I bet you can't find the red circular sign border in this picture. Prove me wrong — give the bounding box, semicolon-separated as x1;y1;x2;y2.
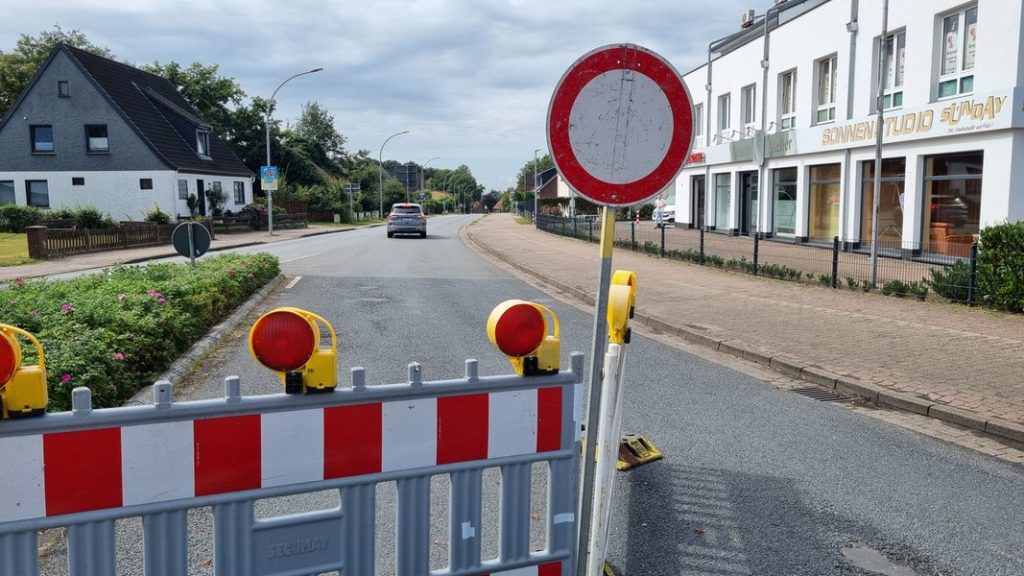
547;44;694;206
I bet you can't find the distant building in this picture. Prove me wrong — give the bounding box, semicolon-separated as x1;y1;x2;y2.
673;0;1022;256
0;43;253;220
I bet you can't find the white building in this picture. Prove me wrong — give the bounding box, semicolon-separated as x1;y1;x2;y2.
675;0;1024;256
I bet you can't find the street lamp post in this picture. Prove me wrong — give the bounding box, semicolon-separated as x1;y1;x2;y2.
379;130;410;217
419;156;440;203
533;148;541;221
265;67;323;235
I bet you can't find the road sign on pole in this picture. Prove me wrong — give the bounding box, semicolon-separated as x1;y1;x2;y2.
547;44;694;207
547;44;694;576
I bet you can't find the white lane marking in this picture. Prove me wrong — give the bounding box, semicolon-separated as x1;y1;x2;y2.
286;276;303;289
282;254;318;263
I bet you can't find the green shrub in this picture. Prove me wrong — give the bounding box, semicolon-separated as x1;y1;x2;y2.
1;253;280;411
928;260;971;303
817;274;831;286
144;205;172;225
0;204;43;232
846;276;858;290
908;281;930;302
881;280;910;297
861;280;875;292
977;221;1024;312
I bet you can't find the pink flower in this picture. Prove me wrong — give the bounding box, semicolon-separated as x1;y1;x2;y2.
113;352;125;361
158;298;166;306
227;268;236;277
14;277;24;288
61;303;73;314
61;374;72;383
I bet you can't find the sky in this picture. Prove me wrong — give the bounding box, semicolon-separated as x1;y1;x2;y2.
3;0;760;192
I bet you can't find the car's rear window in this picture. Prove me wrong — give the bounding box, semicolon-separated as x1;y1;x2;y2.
392;205;422;215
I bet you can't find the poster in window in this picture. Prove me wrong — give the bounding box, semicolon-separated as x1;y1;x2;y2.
943;31;958;75
896;46;905;86
885;39;896;89
964;22;976;70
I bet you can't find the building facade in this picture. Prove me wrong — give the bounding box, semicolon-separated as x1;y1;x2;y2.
0;44;253;221
675;0;1024;255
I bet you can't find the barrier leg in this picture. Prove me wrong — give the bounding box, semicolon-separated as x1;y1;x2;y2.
0;531;38;576
342;484;377;575
214;501;254;576
143;510;188;576
68;520;116;576
449;469;484;571
501;462;532;563
396;476;431;575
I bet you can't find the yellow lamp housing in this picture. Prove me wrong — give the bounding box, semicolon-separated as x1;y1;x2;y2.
0;324;48;420
248;307;338;394
487;300;561;376
607;270;637;344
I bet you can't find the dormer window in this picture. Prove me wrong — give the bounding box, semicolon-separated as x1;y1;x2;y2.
196;130;210;158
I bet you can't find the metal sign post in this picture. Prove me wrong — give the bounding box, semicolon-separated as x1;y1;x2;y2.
171;222;212;268
547;43;693;575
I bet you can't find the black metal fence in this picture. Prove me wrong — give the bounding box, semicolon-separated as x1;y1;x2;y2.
536;214;978;305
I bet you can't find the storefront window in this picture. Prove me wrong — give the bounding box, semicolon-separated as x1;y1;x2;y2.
861;159;906;247
714;173;731;231
808;164;841;242
772;168;797;236
923;152;983;255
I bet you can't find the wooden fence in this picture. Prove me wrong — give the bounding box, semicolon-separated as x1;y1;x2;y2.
31;222;178;259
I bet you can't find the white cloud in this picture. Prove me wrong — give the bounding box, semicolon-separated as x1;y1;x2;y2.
3;0;760;190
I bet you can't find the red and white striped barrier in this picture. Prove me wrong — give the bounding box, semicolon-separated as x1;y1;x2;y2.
0;388;564;522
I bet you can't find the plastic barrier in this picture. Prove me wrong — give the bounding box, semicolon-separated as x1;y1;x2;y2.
0;354;583;576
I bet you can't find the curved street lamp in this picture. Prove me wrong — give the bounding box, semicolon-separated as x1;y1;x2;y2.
264;67;323;235
419;156;440;202
379;130;410;217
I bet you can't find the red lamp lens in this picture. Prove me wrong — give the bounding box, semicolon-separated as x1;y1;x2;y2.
251;311;316;371
0;336;17;388
494;303;546;357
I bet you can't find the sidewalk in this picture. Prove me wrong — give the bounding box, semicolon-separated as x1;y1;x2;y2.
462;213;1024;446
0;224;354;281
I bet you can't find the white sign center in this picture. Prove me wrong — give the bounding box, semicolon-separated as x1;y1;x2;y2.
568;69;673;185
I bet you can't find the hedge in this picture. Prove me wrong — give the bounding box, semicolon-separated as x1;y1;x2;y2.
1;252;280;411
978;220;1024;313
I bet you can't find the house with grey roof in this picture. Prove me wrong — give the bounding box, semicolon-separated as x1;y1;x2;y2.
0;43;253;220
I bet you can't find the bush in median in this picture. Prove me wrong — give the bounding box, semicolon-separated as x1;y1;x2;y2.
2;252;280;411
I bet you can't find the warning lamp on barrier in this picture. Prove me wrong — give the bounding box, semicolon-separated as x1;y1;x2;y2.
607;270;637;345
0;324;48;419
248;307;337;394
487;300;560;376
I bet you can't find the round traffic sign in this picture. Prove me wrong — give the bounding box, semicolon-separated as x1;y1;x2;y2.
547;44;694;206
172;222;212;259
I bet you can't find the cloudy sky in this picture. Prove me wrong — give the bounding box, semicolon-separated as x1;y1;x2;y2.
4;0;759;191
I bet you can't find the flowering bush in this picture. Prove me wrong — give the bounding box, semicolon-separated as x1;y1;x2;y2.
1;252;280;411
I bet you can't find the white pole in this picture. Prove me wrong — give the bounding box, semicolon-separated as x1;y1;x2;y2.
869;0;889;285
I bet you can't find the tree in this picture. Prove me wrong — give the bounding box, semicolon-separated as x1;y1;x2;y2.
0;26;114;118
294;101;346;160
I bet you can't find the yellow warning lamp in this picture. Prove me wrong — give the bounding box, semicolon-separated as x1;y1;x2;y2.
0;324;48;419
248;307;337;394
607;270;637;345
487;300;560;376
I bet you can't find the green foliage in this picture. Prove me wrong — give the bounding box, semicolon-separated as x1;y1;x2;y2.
928;260;971;302
186;194;199;217
46;204;115;228
0;204;43;232
144;205;171;225
881;279;929;301
977;220;1024;312
846;276;858;290
206;186;228;217
2;253;280;411
862;280;875;292
817;273;832;286
294;101;346;160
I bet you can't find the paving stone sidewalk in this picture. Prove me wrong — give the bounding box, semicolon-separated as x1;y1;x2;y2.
463;213;1024;444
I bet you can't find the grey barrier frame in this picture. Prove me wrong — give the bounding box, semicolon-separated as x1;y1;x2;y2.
0;354;584;576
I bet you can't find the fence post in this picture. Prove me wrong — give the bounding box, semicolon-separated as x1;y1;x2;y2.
589;219;594;243
753;233;759;276
573;217;578;239
660;223;666;257
25;226;48;259
831;236;839;288
699;227;705;265
968;242;978;306
86;228;93;252
631;220;636;251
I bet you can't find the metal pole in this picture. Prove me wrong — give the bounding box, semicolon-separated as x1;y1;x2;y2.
265;68;322;236
869;0;889;286
576;206;616;576
533;148;541;221
187;222;195;268
379;130;409;218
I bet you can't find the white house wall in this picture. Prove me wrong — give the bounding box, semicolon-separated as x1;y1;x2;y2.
0;170;250;220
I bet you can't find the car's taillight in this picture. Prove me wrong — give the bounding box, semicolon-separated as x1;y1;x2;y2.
388;213;398;220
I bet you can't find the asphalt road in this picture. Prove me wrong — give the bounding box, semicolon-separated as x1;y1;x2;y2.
39;214;1024;575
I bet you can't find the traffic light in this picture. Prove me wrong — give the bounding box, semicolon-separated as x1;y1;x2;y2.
248;307;337;394
487;300;561;376
607;270;637;345
0;324;48;419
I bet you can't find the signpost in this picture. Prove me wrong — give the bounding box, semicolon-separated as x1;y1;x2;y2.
261;165;279;234
547;44;693;576
172;221;212;268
